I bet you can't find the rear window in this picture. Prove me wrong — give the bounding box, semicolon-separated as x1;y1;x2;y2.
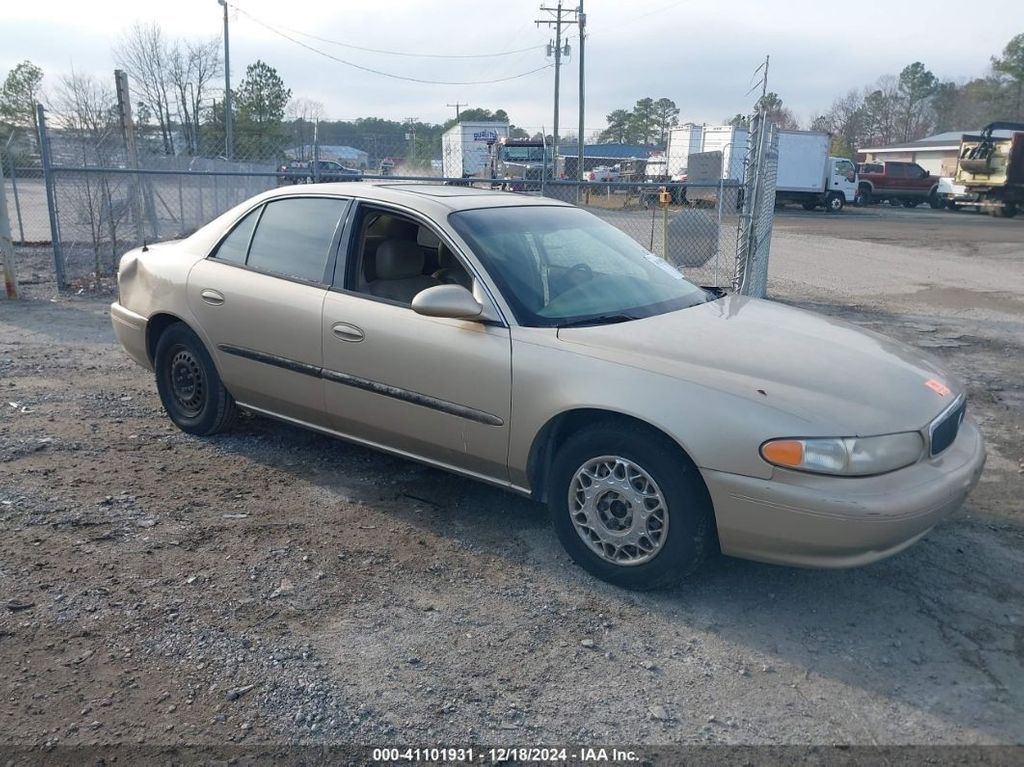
213;208;260;264
245;198;347;283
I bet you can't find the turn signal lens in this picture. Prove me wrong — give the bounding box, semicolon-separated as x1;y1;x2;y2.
760;440;804;467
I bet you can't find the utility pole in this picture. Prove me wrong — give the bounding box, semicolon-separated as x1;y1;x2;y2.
218;0;234;160
536;1;579;176
446;102;467;122
404;117;418;161
577;1;585;182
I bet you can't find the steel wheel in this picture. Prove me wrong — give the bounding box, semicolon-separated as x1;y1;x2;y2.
568;455;669;566
168;347;205;418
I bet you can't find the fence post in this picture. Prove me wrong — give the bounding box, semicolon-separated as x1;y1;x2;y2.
3;134;26;243
37;103;65;291
1;160;19;298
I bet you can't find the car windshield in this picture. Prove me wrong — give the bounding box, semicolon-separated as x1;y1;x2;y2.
449;205;710;327
503;146;548;162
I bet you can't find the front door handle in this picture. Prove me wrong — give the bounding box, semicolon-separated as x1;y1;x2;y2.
331;322;364;343
200;289;225;306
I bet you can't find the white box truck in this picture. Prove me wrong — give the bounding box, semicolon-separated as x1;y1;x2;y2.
441;121;510;179
774;130;857;212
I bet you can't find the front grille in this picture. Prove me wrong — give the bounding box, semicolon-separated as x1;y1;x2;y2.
929;397;966;456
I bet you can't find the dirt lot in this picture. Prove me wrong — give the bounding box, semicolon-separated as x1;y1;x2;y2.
1;205;1023;752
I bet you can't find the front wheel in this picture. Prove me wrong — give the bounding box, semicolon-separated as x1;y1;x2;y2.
825;192;844;212
154;323;237;436
992;204;1018;218
928;193;944;210
547;424;716;589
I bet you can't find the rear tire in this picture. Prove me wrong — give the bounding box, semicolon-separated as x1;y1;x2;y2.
902;198;918;208
547;423;716;590
154;323;237;436
856;187;872;206
801;201;817;211
992;204;1018;219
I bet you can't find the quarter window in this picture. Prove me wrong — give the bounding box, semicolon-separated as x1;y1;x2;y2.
213;207;260;264
245;198;347;283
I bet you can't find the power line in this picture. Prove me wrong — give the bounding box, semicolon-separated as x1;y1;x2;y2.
236;8;554;86
235;6;545;59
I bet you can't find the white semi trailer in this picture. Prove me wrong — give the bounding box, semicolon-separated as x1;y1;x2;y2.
441;121;510;179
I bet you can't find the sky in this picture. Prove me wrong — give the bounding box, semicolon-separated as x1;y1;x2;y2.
3;0;1022;135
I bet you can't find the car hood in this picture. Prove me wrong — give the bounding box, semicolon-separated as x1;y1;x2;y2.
556;295;962;436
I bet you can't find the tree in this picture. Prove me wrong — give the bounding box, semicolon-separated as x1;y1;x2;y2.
810;90;865;154
234;60;292;159
992;33;1024;120
757;92;800;130
168;37;221;156
896;62;938;141
630;97;657;144
0;61;44;138
286;97;325;160
115;22;176;155
652;97;679;147
50;70;124;280
598;109;633;143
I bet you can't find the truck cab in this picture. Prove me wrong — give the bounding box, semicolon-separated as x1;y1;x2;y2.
856;161;942;208
496;140;555;190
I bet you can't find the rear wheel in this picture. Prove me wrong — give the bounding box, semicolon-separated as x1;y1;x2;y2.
547;423;716;589
992;204;1018;218
856;187;872;206
801;201;817;211
902;198;918;208
154;323;237;436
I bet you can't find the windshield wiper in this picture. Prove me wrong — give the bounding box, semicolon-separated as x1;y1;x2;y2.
556;313;638;329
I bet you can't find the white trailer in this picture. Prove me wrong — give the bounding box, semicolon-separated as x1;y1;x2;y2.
774;130;858;212
441;121;510;179
666;124;703;180
701;126;749;182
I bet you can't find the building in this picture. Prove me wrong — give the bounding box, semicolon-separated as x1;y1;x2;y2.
859;129;1017;177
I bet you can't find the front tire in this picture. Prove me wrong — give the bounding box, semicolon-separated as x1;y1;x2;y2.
547;423;716;589
825;192;844;212
154;323;237;436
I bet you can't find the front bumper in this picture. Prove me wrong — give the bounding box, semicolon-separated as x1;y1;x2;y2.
110;302;152;371
703;418;986;568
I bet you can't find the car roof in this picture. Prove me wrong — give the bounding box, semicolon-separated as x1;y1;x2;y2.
263;181;572;213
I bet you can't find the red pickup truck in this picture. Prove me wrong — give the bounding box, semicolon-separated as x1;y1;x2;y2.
856;161;942;208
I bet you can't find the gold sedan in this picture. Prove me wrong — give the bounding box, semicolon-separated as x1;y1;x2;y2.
111;184;986;589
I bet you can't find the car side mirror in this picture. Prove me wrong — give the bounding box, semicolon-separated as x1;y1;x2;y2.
411;284;483;320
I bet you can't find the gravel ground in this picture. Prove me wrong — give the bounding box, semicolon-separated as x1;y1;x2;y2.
1;206;1022;751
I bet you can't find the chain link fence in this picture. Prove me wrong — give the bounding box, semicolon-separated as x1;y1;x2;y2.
3;106;775;296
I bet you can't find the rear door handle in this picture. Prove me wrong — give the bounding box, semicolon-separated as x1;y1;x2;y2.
200;289;225;306
331;322;364;342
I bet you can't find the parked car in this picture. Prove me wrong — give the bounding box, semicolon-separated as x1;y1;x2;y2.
856;161;942;208
276;160;362;185
276;160;311;185
585;165;619;182
110;184;985;589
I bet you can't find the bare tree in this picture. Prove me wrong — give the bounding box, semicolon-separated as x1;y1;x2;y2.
187;38;222;155
50;70;126;281
286;97;325;160
115;22;175;155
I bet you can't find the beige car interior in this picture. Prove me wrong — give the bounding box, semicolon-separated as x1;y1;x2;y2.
357;210;473;304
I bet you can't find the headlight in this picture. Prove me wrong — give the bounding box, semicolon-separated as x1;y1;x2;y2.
760;432;924;476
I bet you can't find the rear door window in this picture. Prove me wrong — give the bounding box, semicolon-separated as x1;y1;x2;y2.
246;197;347;283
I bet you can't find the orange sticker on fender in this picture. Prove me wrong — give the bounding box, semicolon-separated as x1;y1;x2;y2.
926;379;951;397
